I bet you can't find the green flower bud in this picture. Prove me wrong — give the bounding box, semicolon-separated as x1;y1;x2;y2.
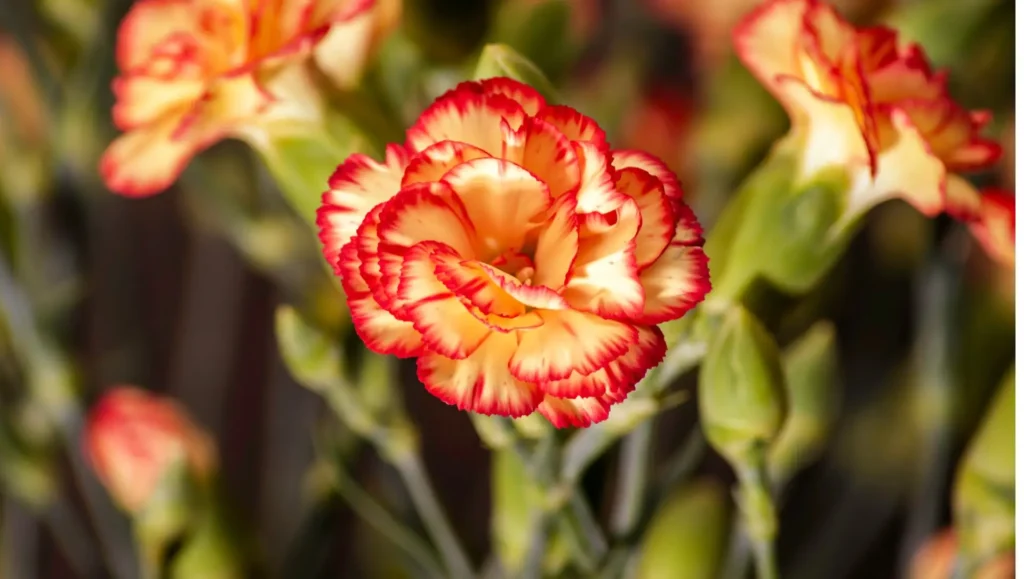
635;478;731;579
473;44;559;102
699;305;787;467
954;366;1015;569
769;321;840;483
704;146;852;305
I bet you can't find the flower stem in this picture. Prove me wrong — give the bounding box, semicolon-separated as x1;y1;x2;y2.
751;533;779;579
328;459;446;579
391;452;476;579
609;419;653;539
896;231;967;575
735;461;779;579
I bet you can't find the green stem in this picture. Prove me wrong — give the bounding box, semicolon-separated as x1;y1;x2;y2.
751;535;778;579
735;461;778;579
609;419;653;539
44;498;102;578
329;460;446;578
391;452;476;579
557;500;604;575
896;230;967;574
568;491;608;562
520;509;552;579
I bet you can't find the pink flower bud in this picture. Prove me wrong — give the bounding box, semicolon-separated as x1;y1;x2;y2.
84;387;216;514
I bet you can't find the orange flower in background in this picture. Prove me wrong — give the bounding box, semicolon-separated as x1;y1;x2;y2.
318;78;710;428
910;528;1014;579
734;0;1001;221
85;386;216;513
100;0;388;197
968;191;1015;268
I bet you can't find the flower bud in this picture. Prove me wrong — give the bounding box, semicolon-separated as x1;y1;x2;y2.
768;321;840;483
704;148;851;305
472;44;559;101
84;386;216;515
953;366;1015;571
699;305;787;466
635;478;730;579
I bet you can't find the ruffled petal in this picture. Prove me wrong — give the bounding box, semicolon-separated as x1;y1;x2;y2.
417;332;543;417
538;325;666;399
402;140;490;187
535;105;608;149
898;99;1002;172
475;263;570;310
969;190;1015;268
563;191;645;320
615;167;675;269
480;77;546;116
100;116;202;197
111;75;205;130
376;182;478;258
574;141;622;213
441;158;552;258
637;223;711;325
396;242;492;359
775;76;871;182
339;240;425;357
532;193;579;290
732;0;810;101
116;0;198;71
537;395;613;428
348;293;425;358
503;116;581;198
170;73;271;143
318;144;409;274
406;83;527;156
610;149;684;203
855;106;946;217
944;174;982;221
509;310;636;382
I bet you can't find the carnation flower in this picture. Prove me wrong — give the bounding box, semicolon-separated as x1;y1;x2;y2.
100;0;385;196
318;78;711;427
734;0;1001;223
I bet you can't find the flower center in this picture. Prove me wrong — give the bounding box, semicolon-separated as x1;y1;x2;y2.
491;249;536;285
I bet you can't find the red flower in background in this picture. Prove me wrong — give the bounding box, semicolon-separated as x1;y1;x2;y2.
85;387;215;513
